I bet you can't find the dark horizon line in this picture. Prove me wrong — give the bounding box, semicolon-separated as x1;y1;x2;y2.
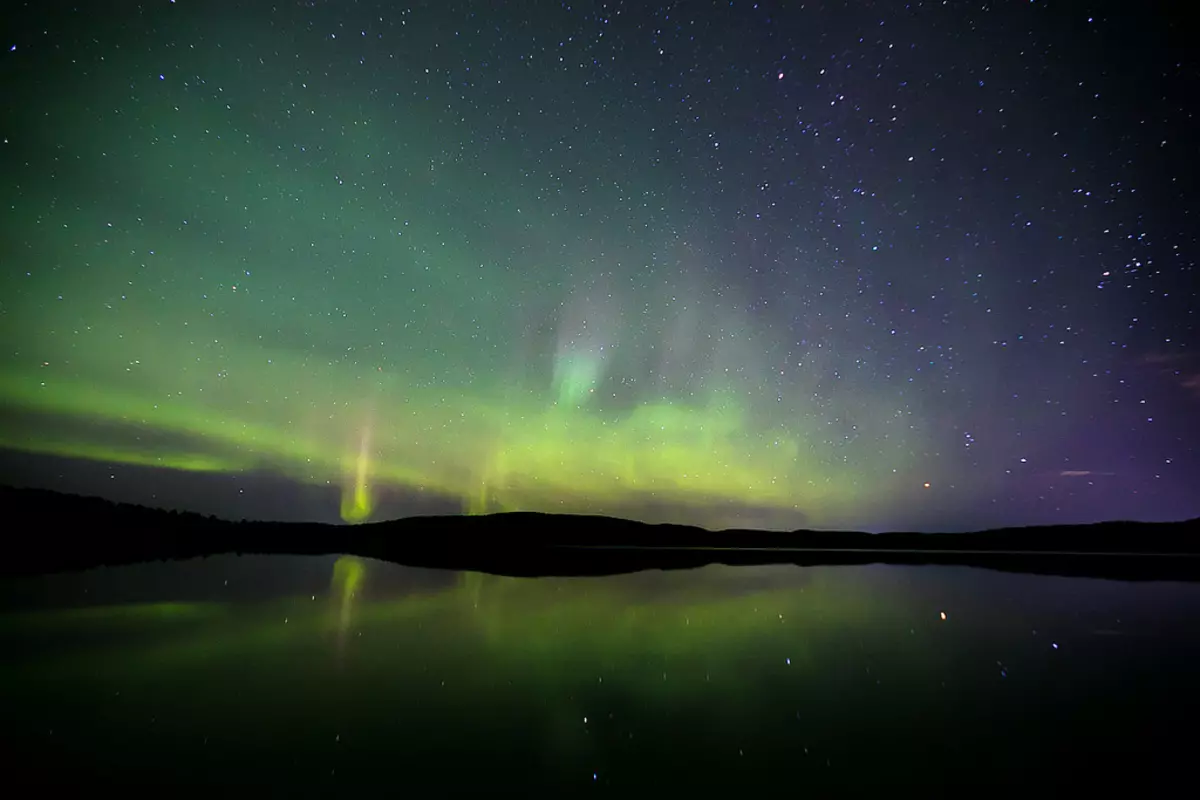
5;482;1198;538
3;484;1200;583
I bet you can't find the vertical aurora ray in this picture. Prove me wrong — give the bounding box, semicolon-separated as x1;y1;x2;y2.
0;0;1194;530
340;418;375;524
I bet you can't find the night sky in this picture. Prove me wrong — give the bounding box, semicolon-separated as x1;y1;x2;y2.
1;0;1195;532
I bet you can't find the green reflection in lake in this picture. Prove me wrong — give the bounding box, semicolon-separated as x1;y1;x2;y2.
2;556;1197;794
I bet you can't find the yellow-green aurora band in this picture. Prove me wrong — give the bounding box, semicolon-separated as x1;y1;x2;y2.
0;350;915;528
0;31;928;530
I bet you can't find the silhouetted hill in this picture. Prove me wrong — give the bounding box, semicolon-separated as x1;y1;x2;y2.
2;485;1198;581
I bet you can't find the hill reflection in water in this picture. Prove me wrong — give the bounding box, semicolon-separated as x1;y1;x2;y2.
3;555;1198;794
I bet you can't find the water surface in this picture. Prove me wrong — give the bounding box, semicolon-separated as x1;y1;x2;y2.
3;555;1197;794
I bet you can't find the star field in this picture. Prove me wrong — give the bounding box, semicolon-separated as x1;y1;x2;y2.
0;0;1196;530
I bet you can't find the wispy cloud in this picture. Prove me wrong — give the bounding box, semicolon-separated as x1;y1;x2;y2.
1059;470;1115;478
1142;352;1200;399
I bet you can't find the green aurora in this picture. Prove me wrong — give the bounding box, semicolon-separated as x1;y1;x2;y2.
0;6;945;530
1;152;927;528
0;354;916;528
0;153;924;529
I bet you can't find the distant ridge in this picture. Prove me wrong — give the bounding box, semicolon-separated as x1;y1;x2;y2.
2;485;1198;581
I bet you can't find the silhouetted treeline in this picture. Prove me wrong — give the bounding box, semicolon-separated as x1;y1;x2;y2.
2;485;1198;581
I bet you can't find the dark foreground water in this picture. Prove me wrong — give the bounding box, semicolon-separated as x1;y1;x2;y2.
2;556;1198;795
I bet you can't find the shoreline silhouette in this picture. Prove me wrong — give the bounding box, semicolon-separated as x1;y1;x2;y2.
3;485;1197;582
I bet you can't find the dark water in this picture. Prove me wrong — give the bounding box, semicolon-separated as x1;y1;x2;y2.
2;556;1198;795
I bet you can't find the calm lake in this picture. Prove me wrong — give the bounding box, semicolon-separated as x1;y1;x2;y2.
3;555;1198;794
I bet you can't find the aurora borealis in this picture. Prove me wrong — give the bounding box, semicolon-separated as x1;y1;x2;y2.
1;0;1196;530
